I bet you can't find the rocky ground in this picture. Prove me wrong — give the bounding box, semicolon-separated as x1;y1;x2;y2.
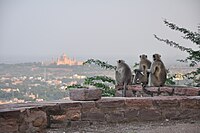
47;119;200;133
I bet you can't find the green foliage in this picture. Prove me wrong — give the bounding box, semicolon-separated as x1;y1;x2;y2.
66;84;88;89
67;59;116;97
84;76;116;85
154;34;199;67
184;68;200;85
154;19;200;66
165;75;176;85
84;76;116;97
154;19;200;86
83;59;117;70
163;20;200;45
66;76;116;97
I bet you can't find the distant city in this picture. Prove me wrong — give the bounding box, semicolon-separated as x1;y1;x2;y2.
0;53;114;104
0;53;198;104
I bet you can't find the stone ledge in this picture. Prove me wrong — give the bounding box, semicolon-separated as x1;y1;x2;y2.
69;88;102;101
116;85;200;96
0;96;200;132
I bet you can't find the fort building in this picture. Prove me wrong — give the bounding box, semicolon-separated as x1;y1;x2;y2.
54;53;83;66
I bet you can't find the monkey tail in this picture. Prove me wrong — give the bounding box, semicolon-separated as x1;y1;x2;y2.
122;84;127;97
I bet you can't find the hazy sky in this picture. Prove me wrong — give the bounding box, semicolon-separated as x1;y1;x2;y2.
0;0;200;64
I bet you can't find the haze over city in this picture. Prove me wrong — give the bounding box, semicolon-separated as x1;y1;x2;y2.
0;0;200;65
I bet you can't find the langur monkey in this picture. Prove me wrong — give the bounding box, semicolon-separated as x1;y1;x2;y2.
139;54;151;73
150;54;167;87
134;54;151;86
115;60;132;97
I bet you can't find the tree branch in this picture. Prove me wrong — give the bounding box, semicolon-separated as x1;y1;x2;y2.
164;19;200;45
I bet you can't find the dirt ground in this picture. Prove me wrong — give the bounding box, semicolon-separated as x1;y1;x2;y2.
47;119;200;133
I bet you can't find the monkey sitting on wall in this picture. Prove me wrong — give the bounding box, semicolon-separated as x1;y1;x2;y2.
150;54;167;87
139;54;152;73
115;60;132;97
133;69;150;86
133;54;151;87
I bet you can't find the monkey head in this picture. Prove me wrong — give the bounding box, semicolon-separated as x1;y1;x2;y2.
153;54;161;61
140;54;147;59
117;60;125;67
117;60;125;64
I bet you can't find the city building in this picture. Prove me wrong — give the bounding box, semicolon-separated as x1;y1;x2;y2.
54;53;83;66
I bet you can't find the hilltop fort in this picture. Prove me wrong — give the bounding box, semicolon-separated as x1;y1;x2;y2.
52;53;83;66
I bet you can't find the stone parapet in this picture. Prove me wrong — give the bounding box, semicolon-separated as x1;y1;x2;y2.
116;85;200;96
0;95;200;132
69;88;102;101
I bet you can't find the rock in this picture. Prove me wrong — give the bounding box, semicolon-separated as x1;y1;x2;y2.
33;117;45;127
69;88;102;101
115;90;135;97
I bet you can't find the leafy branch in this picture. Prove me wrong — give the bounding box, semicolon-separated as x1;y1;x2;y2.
154;19;200;86
84;76;116;85
154;34;199;66
165;75;176;85
83;76;116;97
183;68;200;80
66;84;88;89
66;76;116;96
154;34;193;52
163;19;200;45
83;59;117;70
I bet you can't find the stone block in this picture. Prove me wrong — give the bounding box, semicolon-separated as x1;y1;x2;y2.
60;102;81;110
18;109;47;133
178;109;200;119
81;110;105;121
153;98;180;108
0;117;19;133
160;87;174;95
45;104;65;115
174;87;187;95
161;108;180;120
179;98;198;109
96;98;125;108
145;87;158;93
81;101;96;112
115;90;135;97
197;98;200;107
51;108;81;124
185;88;200;96
51;115;67;123
69;120;91;127
124;109;139;121
116;85;143;91
128;85;143;91
138;109;162;121
105;111;125;123
25;110;47;126
65;109;81;121
69;88;102;101
125;98;153;109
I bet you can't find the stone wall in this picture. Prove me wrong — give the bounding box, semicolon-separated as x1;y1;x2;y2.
116;85;200;97
0;86;200;133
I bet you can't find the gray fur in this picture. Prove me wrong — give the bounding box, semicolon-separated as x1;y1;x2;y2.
150;54;167;87
115;60;132;97
134;54;151;86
